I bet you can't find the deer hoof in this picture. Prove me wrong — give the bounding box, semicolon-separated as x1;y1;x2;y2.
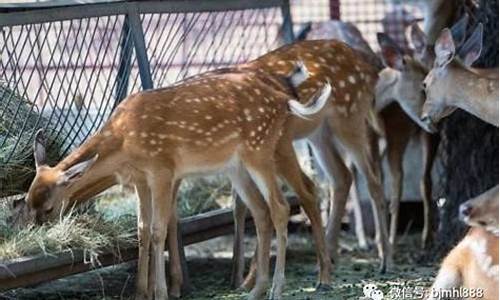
316;283;333;292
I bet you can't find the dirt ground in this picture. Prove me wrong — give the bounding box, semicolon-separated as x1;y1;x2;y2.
2;230;438;300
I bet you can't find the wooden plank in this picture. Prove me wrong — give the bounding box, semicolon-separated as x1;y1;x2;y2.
0;198;300;290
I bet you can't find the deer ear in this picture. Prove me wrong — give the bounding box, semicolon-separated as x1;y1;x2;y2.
59;154;98;185
377;32;405;70
450;13;469;47
33;129;47;168
296;22;312;41
410;23;427;54
458;23;483;67
434;29;456;68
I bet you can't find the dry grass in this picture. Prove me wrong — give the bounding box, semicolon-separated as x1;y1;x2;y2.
0;176;229;261
0;205;136;262
0;83;65;197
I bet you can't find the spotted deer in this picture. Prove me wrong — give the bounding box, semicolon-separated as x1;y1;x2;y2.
376;31;443;247
426;186;498;300
25;65;332;300
422;24;499;129
228;39;393;290
303;20;438;249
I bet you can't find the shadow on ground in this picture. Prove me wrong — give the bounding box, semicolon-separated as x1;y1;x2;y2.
1;232;437;300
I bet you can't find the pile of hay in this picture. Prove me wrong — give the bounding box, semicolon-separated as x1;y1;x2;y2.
0;176;229;261
0;83;64;197
0;200;136;262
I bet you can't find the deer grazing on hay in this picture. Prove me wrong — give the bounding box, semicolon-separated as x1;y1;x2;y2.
228;39;393;289
25;64;332;300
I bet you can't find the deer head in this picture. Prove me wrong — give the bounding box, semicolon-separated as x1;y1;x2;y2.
459;186;499;235
410;13;469;69
26;129;98;223
376;32;434;132
421;23;483;129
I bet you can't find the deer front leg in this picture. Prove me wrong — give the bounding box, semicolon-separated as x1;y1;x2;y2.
166;180;184;298
134;182;153;300
349;177;370;250
231;192;248;289
150;173;175;300
167;210;183;298
386;141;405;247
420;132;439;249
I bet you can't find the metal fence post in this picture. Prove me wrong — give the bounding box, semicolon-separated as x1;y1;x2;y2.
116;16;132;102
330;0;341;20
127;4;153;90
280;0;295;44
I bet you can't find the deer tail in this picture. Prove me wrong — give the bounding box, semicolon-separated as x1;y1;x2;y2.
288;81;331;118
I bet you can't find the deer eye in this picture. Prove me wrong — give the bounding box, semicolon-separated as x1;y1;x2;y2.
44;206;54;214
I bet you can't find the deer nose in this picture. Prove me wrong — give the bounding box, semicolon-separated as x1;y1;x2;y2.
459;203;473;219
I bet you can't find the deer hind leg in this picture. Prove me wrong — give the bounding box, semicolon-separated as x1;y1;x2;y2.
245;156;290;300
275;138;332;289
348;139;392;273
229;163;272;300
166;179;183;298
348;163;370;251
149;172;175;300
134;182;153;300
420;132;439;249
308;126;353;267
231;193;249;289
386;135;408;247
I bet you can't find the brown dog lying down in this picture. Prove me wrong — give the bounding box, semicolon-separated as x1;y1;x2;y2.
426;185;498;300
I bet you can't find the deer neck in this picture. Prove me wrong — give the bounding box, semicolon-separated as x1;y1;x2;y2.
375;68;399;111
57;131;124;205
450;66;499;127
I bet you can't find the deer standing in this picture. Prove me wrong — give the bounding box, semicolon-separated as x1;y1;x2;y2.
25;66;332;300
376;30;442;247
305;20;439;248
229;39;393;290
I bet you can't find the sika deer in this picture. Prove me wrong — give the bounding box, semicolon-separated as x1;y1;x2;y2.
26;67;332;300
426;186;498;300
459;186;499;234
422;24;499;129
229;39;392;291
421;24;499;300
305;20;439;248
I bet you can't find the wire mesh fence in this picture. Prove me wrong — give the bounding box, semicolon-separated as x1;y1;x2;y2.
0;1;289;197
339;0;423;52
